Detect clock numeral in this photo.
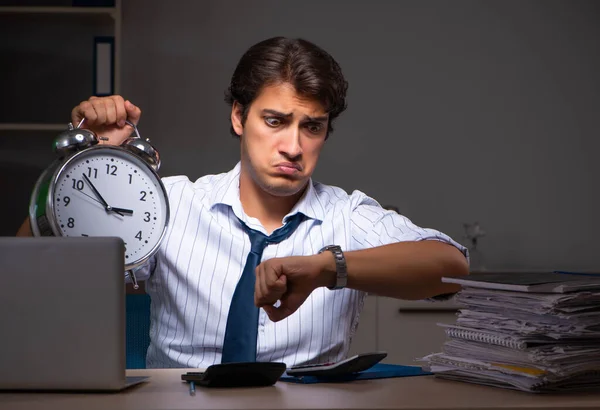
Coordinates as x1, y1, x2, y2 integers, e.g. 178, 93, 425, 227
128, 174, 133, 184
67, 218, 75, 228
63, 196, 71, 206
71, 179, 84, 191
140, 191, 147, 201
144, 212, 151, 222
106, 164, 118, 176
87, 167, 98, 179
135, 231, 143, 241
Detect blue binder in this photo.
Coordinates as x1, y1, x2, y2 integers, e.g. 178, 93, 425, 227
280, 363, 432, 384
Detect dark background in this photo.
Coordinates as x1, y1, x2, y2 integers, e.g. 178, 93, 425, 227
1, 0, 599, 271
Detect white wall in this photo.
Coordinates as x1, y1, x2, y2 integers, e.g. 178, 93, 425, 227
119, 0, 600, 271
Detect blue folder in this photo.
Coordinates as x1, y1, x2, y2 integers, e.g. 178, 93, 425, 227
554, 270, 600, 277
280, 363, 432, 384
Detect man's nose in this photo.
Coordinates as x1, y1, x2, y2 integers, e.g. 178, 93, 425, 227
279, 126, 302, 158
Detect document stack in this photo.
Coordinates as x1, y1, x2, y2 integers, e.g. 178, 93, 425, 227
421, 272, 600, 393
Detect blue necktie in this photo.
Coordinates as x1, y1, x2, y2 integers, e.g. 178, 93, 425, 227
221, 213, 303, 363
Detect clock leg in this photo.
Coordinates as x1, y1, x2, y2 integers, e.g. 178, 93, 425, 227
127, 270, 139, 290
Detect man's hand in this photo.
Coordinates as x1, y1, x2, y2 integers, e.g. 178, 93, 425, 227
254, 252, 336, 322
71, 95, 141, 146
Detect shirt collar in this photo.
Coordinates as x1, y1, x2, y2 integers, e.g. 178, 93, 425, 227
209, 162, 325, 223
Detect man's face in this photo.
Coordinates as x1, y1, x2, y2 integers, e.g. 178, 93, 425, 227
232, 82, 329, 198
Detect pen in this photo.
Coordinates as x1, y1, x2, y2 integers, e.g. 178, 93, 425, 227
189, 380, 195, 396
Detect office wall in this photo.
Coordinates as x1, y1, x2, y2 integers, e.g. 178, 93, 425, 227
3, 1, 599, 267
116, 0, 599, 271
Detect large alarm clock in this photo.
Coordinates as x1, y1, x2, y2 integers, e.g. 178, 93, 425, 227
29, 120, 170, 287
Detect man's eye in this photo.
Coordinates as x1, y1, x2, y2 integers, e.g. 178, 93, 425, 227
265, 117, 281, 127
306, 123, 323, 134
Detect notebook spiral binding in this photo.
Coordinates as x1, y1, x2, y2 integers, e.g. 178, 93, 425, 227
530, 369, 600, 392
445, 327, 527, 350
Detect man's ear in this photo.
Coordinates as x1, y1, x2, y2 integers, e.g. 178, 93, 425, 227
231, 101, 244, 136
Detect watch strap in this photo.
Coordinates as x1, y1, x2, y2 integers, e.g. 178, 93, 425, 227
318, 245, 348, 290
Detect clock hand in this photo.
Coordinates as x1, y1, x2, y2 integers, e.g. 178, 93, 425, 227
110, 207, 134, 215
78, 190, 103, 206
108, 207, 124, 217
78, 191, 125, 216
82, 174, 109, 208
81, 174, 125, 217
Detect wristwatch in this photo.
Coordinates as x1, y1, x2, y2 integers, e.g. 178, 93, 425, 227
318, 245, 348, 290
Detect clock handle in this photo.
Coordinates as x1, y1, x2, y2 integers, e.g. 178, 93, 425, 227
74, 118, 86, 129
124, 120, 142, 140
73, 118, 142, 142
127, 269, 140, 290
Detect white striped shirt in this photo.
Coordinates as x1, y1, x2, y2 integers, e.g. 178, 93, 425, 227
136, 162, 466, 368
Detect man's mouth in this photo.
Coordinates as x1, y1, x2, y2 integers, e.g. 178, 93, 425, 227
274, 162, 302, 175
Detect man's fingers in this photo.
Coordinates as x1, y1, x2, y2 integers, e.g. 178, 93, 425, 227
273, 274, 286, 292
267, 292, 309, 322
105, 97, 118, 126
254, 266, 268, 305
255, 265, 286, 307
125, 100, 142, 125
109, 95, 127, 127
90, 98, 107, 125
72, 100, 96, 126
262, 305, 277, 320
257, 276, 286, 306
70, 104, 82, 125
72, 96, 133, 128
263, 301, 295, 323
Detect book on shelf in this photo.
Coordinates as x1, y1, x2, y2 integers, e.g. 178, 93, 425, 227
93, 36, 114, 97
442, 271, 600, 293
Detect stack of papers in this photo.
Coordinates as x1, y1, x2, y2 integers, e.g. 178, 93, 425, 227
420, 271, 600, 393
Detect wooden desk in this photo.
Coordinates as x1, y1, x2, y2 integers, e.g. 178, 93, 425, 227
1, 369, 600, 410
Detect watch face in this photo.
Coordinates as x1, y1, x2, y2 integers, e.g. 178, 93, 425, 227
51, 146, 169, 268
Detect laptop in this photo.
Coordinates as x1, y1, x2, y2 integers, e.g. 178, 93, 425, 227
0, 236, 147, 391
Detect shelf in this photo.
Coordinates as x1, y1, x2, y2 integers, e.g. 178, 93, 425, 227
1, 0, 121, 130
0, 123, 68, 131
0, 6, 116, 18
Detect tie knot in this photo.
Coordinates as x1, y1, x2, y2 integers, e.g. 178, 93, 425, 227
247, 230, 268, 254
242, 213, 304, 254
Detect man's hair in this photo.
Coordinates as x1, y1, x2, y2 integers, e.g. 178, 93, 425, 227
225, 37, 348, 138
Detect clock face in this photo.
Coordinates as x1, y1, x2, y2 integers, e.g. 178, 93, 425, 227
51, 147, 169, 268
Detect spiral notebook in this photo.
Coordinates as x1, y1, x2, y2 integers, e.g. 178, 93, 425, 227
440, 324, 535, 350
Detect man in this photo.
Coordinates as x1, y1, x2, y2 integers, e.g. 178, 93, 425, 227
19, 37, 468, 368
